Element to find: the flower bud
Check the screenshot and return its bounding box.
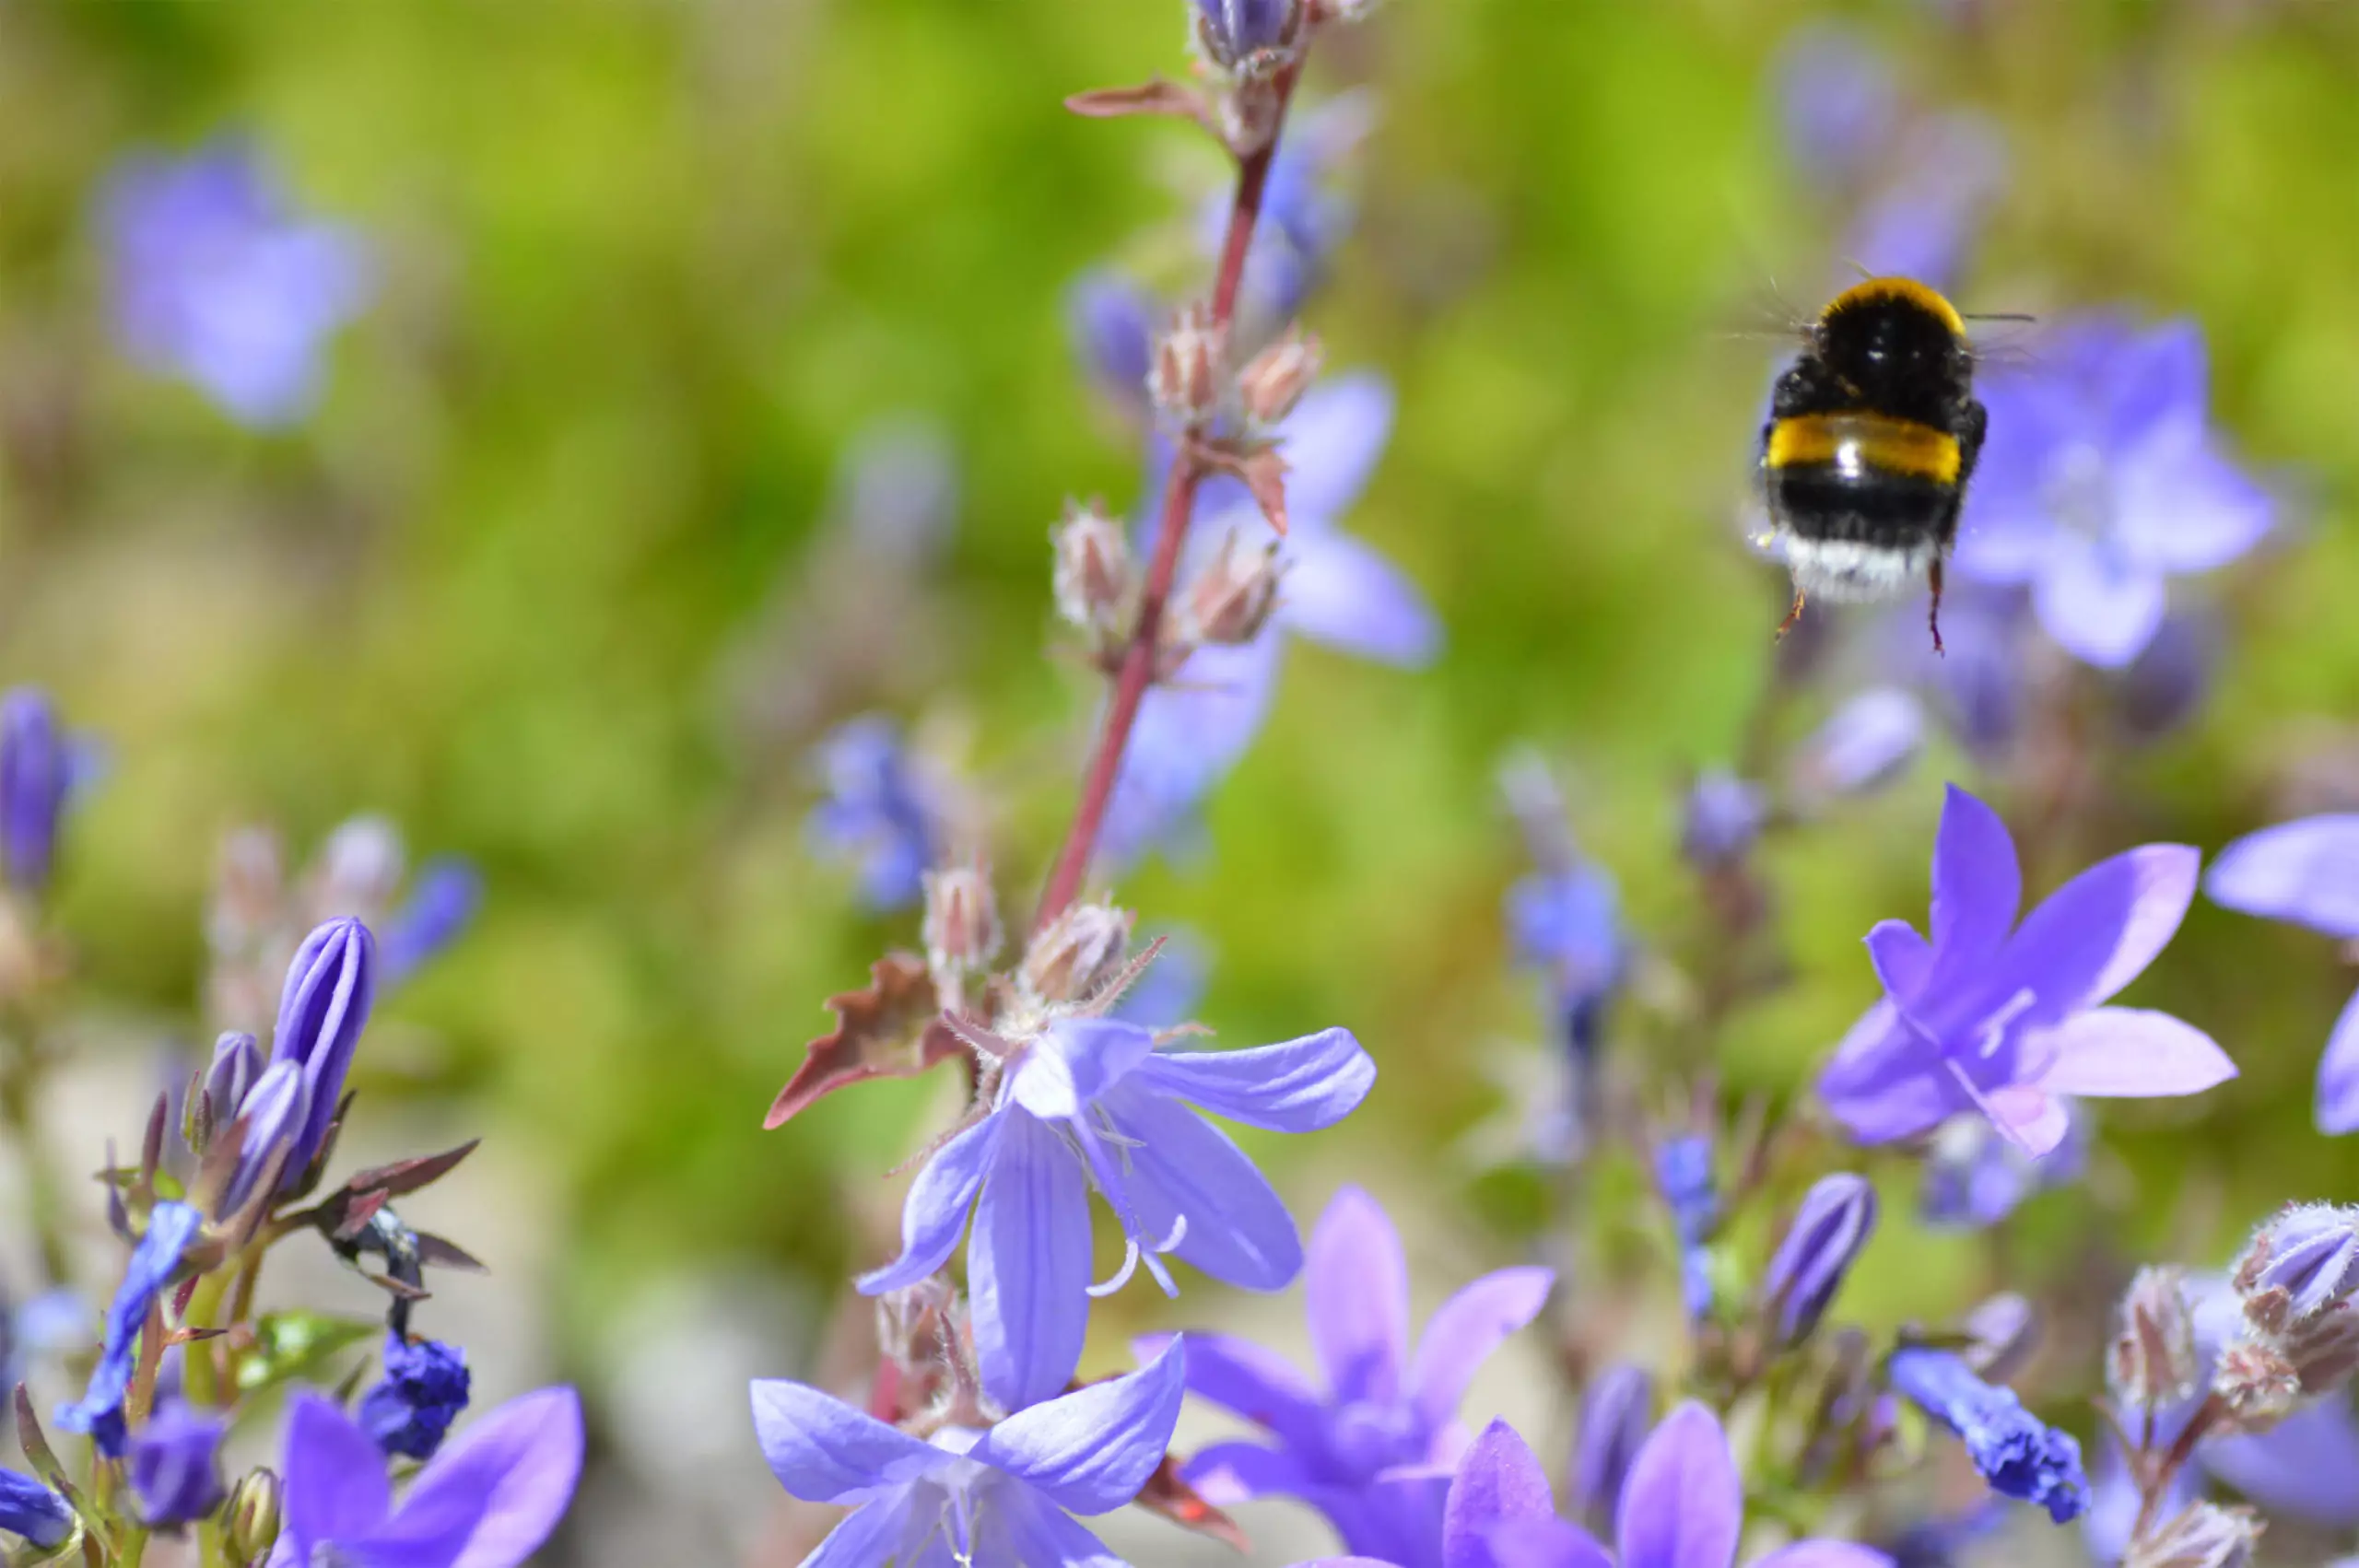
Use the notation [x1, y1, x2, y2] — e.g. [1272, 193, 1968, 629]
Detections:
[1680, 771, 1767, 871]
[201, 1032, 263, 1127]
[1021, 901, 1133, 1005]
[2283, 1304, 2359, 1397]
[2212, 1337, 2301, 1433]
[1191, 0, 1301, 72]
[225, 1468, 281, 1565]
[219, 1059, 311, 1216]
[1237, 326, 1322, 427]
[1178, 532, 1284, 649]
[0, 688, 70, 893]
[2233, 1201, 2359, 1335]
[127, 1398, 226, 1527]
[921, 862, 1002, 983]
[1568, 1364, 1650, 1531]
[1149, 302, 1226, 426]
[1051, 500, 1135, 650]
[1762, 1173, 1878, 1348]
[0, 1467, 75, 1550]
[358, 1334, 472, 1460]
[2126, 1502, 2262, 1568]
[269, 918, 378, 1180]
[2108, 1266, 2200, 1410]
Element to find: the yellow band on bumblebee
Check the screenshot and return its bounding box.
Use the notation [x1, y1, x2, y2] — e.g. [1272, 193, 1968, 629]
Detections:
[1766, 412, 1963, 485]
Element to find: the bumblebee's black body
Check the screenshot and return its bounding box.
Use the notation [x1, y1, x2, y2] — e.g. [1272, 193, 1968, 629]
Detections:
[1758, 277, 1989, 646]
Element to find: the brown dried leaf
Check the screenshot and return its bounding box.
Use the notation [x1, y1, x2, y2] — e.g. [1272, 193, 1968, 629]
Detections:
[1065, 76, 1215, 132]
[415, 1231, 488, 1273]
[342, 1140, 480, 1200]
[1236, 445, 1290, 538]
[1135, 1454, 1250, 1553]
[764, 954, 960, 1129]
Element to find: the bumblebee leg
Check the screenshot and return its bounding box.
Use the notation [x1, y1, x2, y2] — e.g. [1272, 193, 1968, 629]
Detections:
[1776, 586, 1807, 641]
[1927, 557, 1946, 657]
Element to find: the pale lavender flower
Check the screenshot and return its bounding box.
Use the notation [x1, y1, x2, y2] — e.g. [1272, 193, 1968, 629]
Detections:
[58, 1201, 205, 1457]
[0, 688, 71, 892]
[1887, 1346, 2088, 1522]
[1792, 688, 1925, 798]
[859, 1018, 1373, 1412]
[377, 858, 482, 986]
[100, 140, 370, 427]
[1841, 112, 2008, 292]
[2204, 815, 2359, 1132]
[751, 1340, 1184, 1565]
[1681, 773, 1767, 869]
[806, 715, 941, 910]
[274, 1387, 581, 1567]
[1774, 24, 1902, 190]
[1157, 1186, 1553, 1563]
[1818, 784, 2232, 1157]
[1953, 318, 2272, 668]
[1763, 1174, 1879, 1347]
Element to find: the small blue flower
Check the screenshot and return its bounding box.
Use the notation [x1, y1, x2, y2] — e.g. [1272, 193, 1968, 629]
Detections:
[1068, 269, 1156, 419]
[1920, 1106, 2086, 1230]
[0, 1468, 74, 1549]
[1680, 772, 1767, 869]
[128, 1398, 226, 1527]
[1887, 1345, 2088, 1522]
[805, 716, 940, 910]
[358, 1334, 472, 1460]
[1192, 0, 1297, 69]
[377, 857, 482, 986]
[1774, 24, 1902, 191]
[267, 918, 377, 1179]
[58, 1201, 205, 1457]
[1653, 1138, 1718, 1321]
[0, 688, 71, 893]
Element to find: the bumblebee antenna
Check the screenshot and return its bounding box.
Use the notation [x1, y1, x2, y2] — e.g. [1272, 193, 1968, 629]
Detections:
[1962, 311, 2036, 322]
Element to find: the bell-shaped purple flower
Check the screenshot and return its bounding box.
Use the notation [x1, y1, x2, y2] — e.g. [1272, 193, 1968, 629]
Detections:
[1819, 785, 2233, 1157]
[358, 1335, 472, 1460]
[57, 1201, 204, 1457]
[0, 1469, 74, 1550]
[2205, 814, 2359, 1133]
[267, 917, 377, 1179]
[0, 688, 71, 893]
[128, 1398, 226, 1527]
[1887, 1345, 2088, 1522]
[1568, 1364, 1652, 1532]
[1763, 1174, 1880, 1347]
[860, 1017, 1373, 1412]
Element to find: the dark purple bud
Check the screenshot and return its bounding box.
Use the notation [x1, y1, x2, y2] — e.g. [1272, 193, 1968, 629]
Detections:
[202, 1032, 262, 1125]
[220, 1059, 311, 1215]
[1763, 1173, 1879, 1347]
[1192, 0, 1298, 68]
[0, 688, 71, 892]
[358, 1334, 470, 1459]
[128, 1398, 226, 1527]
[268, 918, 377, 1177]
[1567, 1363, 1650, 1530]
[1680, 771, 1767, 869]
[0, 1466, 73, 1549]
[2233, 1202, 2359, 1333]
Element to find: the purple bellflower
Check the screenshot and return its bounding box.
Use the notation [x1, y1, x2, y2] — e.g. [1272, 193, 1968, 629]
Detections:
[1069, 269, 1157, 420]
[1762, 1174, 1879, 1347]
[807, 715, 941, 910]
[1285, 1418, 1567, 1568]
[1818, 785, 2233, 1158]
[378, 858, 483, 987]
[100, 139, 370, 427]
[268, 917, 378, 1179]
[1158, 1186, 1554, 1564]
[2204, 814, 2359, 1133]
[1887, 1346, 2087, 1522]
[58, 1200, 205, 1457]
[1919, 1103, 2087, 1229]
[272, 1387, 582, 1568]
[0, 1469, 75, 1550]
[859, 1018, 1374, 1412]
[0, 688, 71, 892]
[1952, 318, 2272, 669]
[751, 1339, 1185, 1565]
[359, 1334, 472, 1460]
[1567, 1365, 1652, 1531]
[129, 1398, 226, 1527]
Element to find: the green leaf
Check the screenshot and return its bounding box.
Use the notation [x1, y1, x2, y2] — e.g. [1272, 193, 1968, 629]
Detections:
[233, 1312, 380, 1396]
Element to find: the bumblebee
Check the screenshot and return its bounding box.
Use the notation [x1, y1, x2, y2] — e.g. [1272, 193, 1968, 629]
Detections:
[1759, 276, 1989, 650]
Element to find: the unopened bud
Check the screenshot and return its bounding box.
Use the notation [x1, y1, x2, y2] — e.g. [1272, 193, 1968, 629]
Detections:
[2234, 1201, 2359, 1335]
[1021, 901, 1133, 1005]
[2126, 1502, 2261, 1568]
[1760, 1173, 1878, 1348]
[1178, 532, 1284, 649]
[2212, 1337, 2302, 1433]
[2283, 1304, 2359, 1397]
[1150, 303, 1226, 426]
[226, 1468, 282, 1565]
[1191, 0, 1302, 73]
[1238, 326, 1322, 427]
[2109, 1266, 2200, 1410]
[921, 863, 1001, 982]
[1051, 501, 1135, 650]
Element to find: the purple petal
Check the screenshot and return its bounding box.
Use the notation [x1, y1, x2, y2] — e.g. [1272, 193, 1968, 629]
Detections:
[1406, 1268, 1555, 1434]
[1107, 1086, 1304, 1291]
[1614, 1403, 1740, 1568]
[1486, 1516, 1615, 1568]
[1278, 373, 1395, 526]
[2318, 986, 2359, 1136]
[2004, 843, 2201, 1017]
[284, 1394, 393, 1556]
[1136, 1331, 1324, 1454]
[855, 1111, 1007, 1295]
[970, 1112, 1094, 1412]
[1441, 1421, 1558, 1568]
[2205, 815, 2359, 939]
[1817, 1000, 1958, 1145]
[406, 1388, 585, 1568]
[2111, 415, 2271, 574]
[1305, 1187, 1411, 1408]
[988, 1485, 1124, 1566]
[2200, 1396, 2359, 1527]
[2030, 539, 2167, 669]
[1138, 1027, 1375, 1133]
[972, 1339, 1186, 1515]
[747, 1381, 945, 1503]
[1279, 531, 1441, 668]
[2027, 1008, 2234, 1099]
[1009, 1019, 1158, 1120]
[1749, 1548, 1895, 1568]
[1181, 1439, 1316, 1504]
[800, 1502, 910, 1568]
[1864, 920, 1932, 1001]
[1930, 786, 2019, 966]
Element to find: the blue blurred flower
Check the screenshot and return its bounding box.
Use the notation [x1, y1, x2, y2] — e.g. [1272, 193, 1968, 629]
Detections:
[100, 139, 370, 427]
[1841, 112, 2008, 291]
[1895, 582, 2025, 759]
[1920, 1104, 2087, 1230]
[1112, 927, 1213, 1028]
[1774, 24, 1902, 191]
[1888, 1344, 2087, 1522]
[2204, 814, 2359, 1133]
[1508, 849, 1626, 1079]
[1654, 1137, 1718, 1321]
[128, 1398, 225, 1527]
[0, 688, 71, 893]
[1568, 1363, 1652, 1532]
[359, 1334, 472, 1460]
[0, 1468, 73, 1550]
[2116, 609, 2215, 743]
[1953, 318, 2273, 669]
[805, 715, 941, 910]
[378, 857, 483, 986]
[1793, 687, 1925, 798]
[57, 1201, 204, 1457]
[1069, 269, 1157, 419]
[1225, 93, 1375, 332]
[1680, 772, 1767, 870]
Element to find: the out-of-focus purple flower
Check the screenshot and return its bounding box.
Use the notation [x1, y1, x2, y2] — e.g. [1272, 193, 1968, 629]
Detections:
[219, 1059, 311, 1216]
[57, 1201, 205, 1457]
[2118, 611, 2215, 743]
[1884, 1503, 2007, 1568]
[267, 918, 377, 1178]
[359, 1335, 472, 1460]
[278, 1387, 582, 1568]
[860, 1018, 1373, 1412]
[0, 688, 71, 893]
[1896, 583, 2024, 759]
[1203, 93, 1374, 333]
[1156, 1186, 1552, 1563]
[1508, 854, 1627, 1077]
[0, 1469, 74, 1550]
[1953, 318, 2272, 669]
[377, 858, 481, 986]
[827, 414, 959, 568]
[1102, 636, 1285, 865]
[128, 1398, 226, 1527]
[1285, 1418, 1567, 1568]
[1920, 1104, 2087, 1229]
[2205, 815, 2359, 1133]
[1792, 688, 1925, 798]
[1775, 24, 1902, 190]
[753, 1340, 1184, 1565]
[1069, 269, 1156, 420]
[1112, 927, 1213, 1028]
[1568, 1364, 1652, 1532]
[1842, 112, 2008, 292]
[1818, 785, 2232, 1157]
[1653, 1138, 1718, 1321]
[805, 715, 940, 910]
[100, 140, 370, 427]
[1887, 1345, 2088, 1522]
[1681, 773, 1767, 870]
[1763, 1175, 1879, 1347]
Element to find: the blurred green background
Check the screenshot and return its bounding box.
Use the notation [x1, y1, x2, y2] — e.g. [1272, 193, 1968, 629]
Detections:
[6, 0, 2359, 1557]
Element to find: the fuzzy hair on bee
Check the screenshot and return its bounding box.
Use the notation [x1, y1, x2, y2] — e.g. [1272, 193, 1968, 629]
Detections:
[1758, 275, 1994, 652]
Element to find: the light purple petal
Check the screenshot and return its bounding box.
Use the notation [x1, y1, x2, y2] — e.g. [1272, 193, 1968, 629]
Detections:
[1108, 1086, 1304, 1291]
[2004, 843, 2201, 1017]
[1487, 1516, 1615, 1568]
[284, 1394, 392, 1557]
[855, 1112, 1007, 1295]
[1009, 1019, 1158, 1121]
[1749, 1547, 1895, 1568]
[970, 1111, 1094, 1412]
[972, 1339, 1186, 1515]
[431, 1389, 586, 1568]
[1181, 1440, 1316, 1505]
[1441, 1421, 1559, 1568]
[2318, 985, 2359, 1136]
[1136, 1331, 1324, 1454]
[2201, 1396, 2359, 1527]
[1137, 1027, 1375, 1133]
[1864, 920, 1932, 1001]
[1279, 531, 1440, 667]
[1306, 1186, 1411, 1408]
[1797, 687, 1923, 795]
[987, 1484, 1125, 1567]
[1817, 1000, 1957, 1145]
[748, 1381, 947, 1503]
[800, 1501, 910, 1568]
[1279, 373, 1395, 526]
[2205, 815, 2359, 939]
[2098, 320, 2207, 448]
[2027, 1008, 2233, 1099]
[1930, 785, 2020, 966]
[2031, 538, 2167, 669]
[1614, 1403, 1740, 1568]
[2111, 415, 2271, 574]
[1406, 1268, 1555, 1434]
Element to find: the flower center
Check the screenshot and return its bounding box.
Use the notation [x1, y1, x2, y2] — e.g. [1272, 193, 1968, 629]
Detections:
[1323, 1400, 1424, 1483]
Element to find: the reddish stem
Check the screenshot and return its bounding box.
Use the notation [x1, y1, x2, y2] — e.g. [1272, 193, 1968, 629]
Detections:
[1034, 71, 1300, 930]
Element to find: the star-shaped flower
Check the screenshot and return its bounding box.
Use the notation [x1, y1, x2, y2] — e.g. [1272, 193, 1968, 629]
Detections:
[2204, 813, 2359, 1133]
